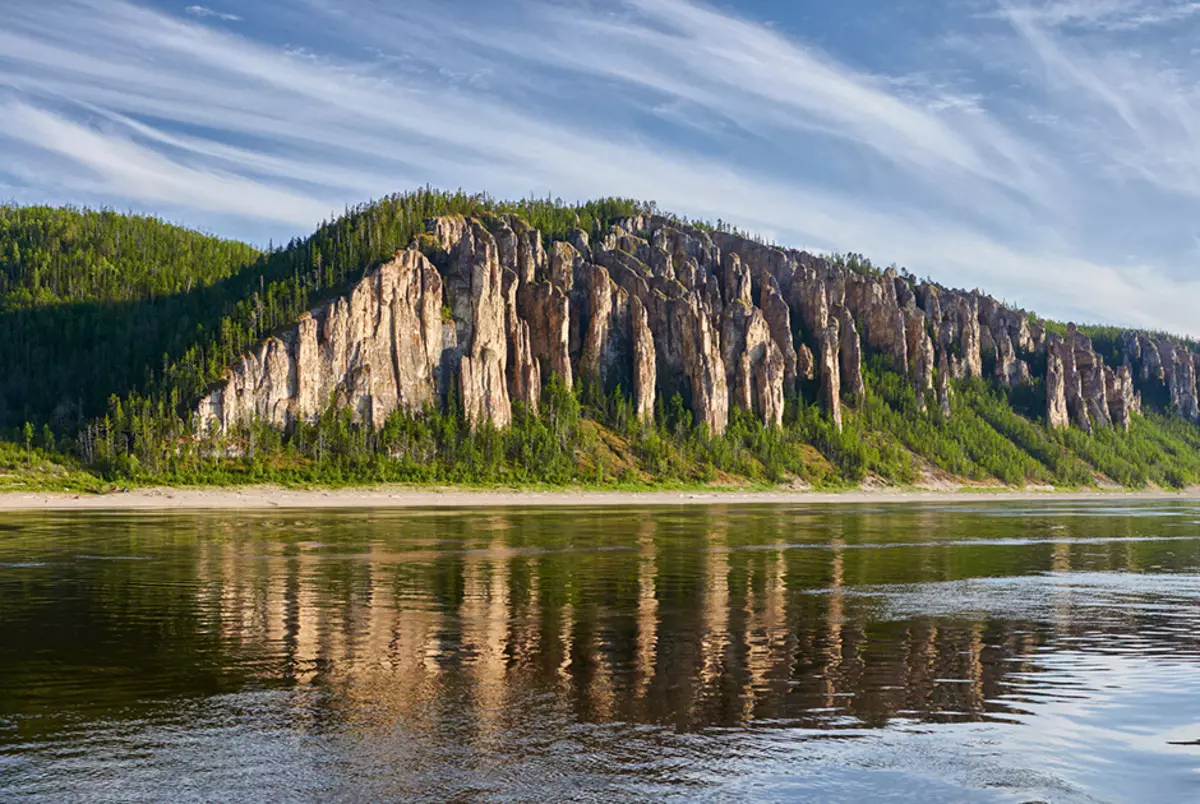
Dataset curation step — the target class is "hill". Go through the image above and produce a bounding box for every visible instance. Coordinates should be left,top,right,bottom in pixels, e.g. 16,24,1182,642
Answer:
3,190,1200,493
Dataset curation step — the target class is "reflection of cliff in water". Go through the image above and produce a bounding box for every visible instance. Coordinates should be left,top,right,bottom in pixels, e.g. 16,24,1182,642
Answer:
179,505,1200,732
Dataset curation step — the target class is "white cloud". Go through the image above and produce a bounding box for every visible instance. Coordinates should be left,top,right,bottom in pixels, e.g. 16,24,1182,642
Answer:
0,0,1197,334
0,103,333,225
1005,0,1200,30
184,5,241,22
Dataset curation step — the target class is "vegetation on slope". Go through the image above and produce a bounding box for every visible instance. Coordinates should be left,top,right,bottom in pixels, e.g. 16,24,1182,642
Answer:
3,192,1200,493
0,191,649,435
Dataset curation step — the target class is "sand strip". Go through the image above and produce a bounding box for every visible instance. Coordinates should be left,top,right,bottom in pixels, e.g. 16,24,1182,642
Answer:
1,486,1198,511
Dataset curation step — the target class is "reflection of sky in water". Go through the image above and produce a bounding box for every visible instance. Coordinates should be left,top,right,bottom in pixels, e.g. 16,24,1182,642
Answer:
0,502,1198,802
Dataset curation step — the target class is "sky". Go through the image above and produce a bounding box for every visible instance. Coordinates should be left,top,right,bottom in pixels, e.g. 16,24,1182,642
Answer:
2,0,1200,334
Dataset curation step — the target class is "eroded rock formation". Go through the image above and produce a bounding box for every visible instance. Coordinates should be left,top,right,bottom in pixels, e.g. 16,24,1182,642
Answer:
198,211,1200,440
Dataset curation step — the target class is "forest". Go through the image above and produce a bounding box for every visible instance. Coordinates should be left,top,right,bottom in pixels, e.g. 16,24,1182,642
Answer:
3,190,1200,493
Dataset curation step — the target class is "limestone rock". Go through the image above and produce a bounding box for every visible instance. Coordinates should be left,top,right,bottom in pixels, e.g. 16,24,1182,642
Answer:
754,343,786,428
1105,364,1136,431
441,220,512,428
503,270,541,414
631,295,656,421
819,322,843,431
721,251,753,309
793,273,829,342
1167,344,1200,422
199,209,1200,447
1070,326,1111,428
579,264,624,384
937,350,953,420
519,280,572,389
679,295,729,435
838,307,866,401
853,271,907,371
197,249,444,433
905,307,935,399
797,343,816,382
1045,334,1073,430
760,274,797,386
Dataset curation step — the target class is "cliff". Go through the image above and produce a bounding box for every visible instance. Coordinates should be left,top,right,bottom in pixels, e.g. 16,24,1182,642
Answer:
196,212,1198,440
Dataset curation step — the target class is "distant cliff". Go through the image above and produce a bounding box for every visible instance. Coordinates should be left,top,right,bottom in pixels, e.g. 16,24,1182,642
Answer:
195,211,1197,441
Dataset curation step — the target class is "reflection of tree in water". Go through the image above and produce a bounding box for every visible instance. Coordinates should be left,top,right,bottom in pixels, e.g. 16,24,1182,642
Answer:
2,504,1200,740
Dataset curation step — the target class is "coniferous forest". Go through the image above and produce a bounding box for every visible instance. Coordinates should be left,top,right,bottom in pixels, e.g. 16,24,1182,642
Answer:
4,189,1200,493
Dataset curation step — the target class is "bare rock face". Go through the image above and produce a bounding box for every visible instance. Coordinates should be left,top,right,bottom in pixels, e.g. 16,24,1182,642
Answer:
197,249,445,433
1168,344,1200,422
503,270,541,415
549,241,579,291
1139,335,1165,383
1069,326,1111,429
953,295,984,379
937,350,953,419
1045,334,1073,430
838,307,865,401
760,274,797,386
905,307,935,400
793,273,829,342
579,264,624,384
721,302,786,427
631,295,656,421
797,343,816,382
441,220,512,429
1105,364,1136,431
519,280,572,389
199,209,1200,447
853,271,908,371
754,342,786,428
679,295,729,435
819,322,843,431
721,252,753,309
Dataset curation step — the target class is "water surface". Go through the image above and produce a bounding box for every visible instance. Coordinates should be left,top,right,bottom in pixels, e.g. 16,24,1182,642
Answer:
1,501,1199,802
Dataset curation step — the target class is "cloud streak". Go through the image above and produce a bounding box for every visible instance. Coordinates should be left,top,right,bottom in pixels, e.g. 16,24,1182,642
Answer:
184,5,241,22
0,0,1198,333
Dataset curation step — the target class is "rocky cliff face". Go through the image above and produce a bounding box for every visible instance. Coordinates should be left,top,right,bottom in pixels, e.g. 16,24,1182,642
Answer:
197,212,1199,439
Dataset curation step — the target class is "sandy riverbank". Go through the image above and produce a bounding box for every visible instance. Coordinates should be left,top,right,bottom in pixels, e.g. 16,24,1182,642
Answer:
1,485,1199,511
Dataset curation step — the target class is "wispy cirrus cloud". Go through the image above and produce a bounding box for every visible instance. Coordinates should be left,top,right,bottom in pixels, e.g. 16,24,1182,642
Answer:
1004,3,1200,199
1003,0,1200,30
0,0,1198,333
184,5,241,22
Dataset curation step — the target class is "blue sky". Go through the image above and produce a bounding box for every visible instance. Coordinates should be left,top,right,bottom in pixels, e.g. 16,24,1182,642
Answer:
3,0,1200,333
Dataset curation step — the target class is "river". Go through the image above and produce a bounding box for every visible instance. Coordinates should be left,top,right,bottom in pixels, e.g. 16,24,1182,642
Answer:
1,501,1198,801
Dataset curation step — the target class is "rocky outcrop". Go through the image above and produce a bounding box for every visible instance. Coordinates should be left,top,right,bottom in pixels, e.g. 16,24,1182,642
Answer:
579,264,625,385
905,307,934,404
631,296,656,421
1069,326,1110,430
441,219,511,429
677,295,729,434
1105,364,1137,432
504,270,540,415
197,249,445,433
838,307,865,402
819,323,843,431
797,343,815,382
1167,344,1200,422
936,350,953,419
760,275,796,386
199,209,1200,443
1046,336,1070,430
853,269,908,371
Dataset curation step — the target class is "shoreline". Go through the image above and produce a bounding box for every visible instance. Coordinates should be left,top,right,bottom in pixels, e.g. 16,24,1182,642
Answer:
1,484,1199,511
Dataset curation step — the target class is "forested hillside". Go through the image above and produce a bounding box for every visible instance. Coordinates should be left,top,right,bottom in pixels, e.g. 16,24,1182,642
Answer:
3,190,1200,493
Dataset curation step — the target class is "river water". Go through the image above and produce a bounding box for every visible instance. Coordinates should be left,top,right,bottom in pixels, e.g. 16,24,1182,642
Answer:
1,502,1198,802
